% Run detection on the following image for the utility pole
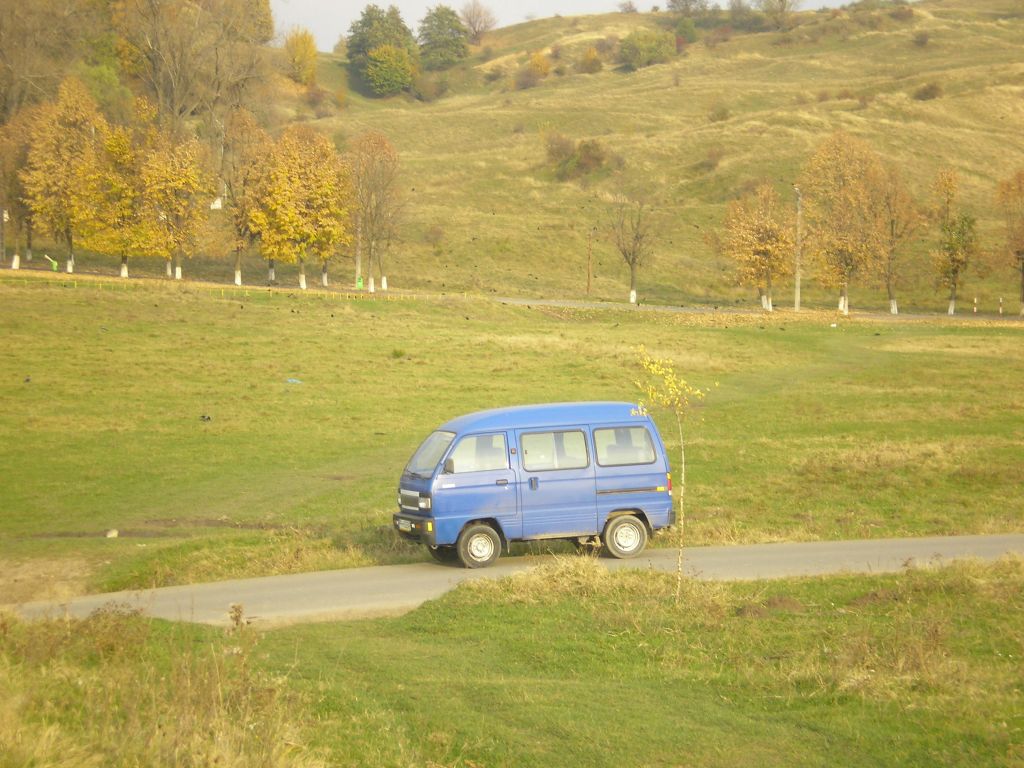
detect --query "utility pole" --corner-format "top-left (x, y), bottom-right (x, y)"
top-left (793, 185), bottom-right (803, 312)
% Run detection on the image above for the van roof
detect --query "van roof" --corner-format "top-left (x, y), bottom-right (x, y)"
top-left (440, 402), bottom-right (649, 433)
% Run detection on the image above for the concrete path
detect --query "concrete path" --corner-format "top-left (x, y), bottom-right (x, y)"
top-left (13, 534), bottom-right (1023, 627)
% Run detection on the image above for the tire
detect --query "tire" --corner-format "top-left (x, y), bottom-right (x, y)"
top-left (602, 515), bottom-right (648, 559)
top-left (427, 545), bottom-right (459, 564)
top-left (456, 524), bottom-right (501, 569)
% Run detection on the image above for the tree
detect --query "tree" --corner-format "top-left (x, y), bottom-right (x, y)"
top-left (21, 77), bottom-right (104, 273)
top-left (932, 169), bottom-right (978, 316)
top-left (619, 29), bottom-right (676, 70)
top-left (348, 131), bottom-right (401, 291)
top-left (996, 169), bottom-right (1024, 314)
top-left (634, 346), bottom-right (707, 604)
top-left (611, 199), bottom-right (653, 304)
top-left (223, 108), bottom-right (271, 285)
top-left (721, 182), bottom-right (793, 312)
top-left (111, 0), bottom-right (272, 135)
top-left (347, 5), bottom-right (418, 83)
top-left (799, 131), bottom-right (885, 315)
top-left (878, 164), bottom-right (922, 315)
top-left (459, 0), bottom-right (496, 44)
top-left (418, 6), bottom-right (469, 70)
top-left (0, 107), bottom-right (38, 265)
top-left (667, 0), bottom-right (708, 15)
top-left (283, 28), bottom-right (318, 86)
top-left (75, 113), bottom-right (155, 279)
top-left (249, 126), bottom-right (354, 290)
top-left (755, 0), bottom-right (800, 29)
top-left (142, 131), bottom-right (212, 280)
top-left (365, 45), bottom-right (415, 95)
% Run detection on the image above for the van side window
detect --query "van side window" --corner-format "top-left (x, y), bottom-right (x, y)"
top-left (521, 430), bottom-right (589, 472)
top-left (448, 433), bottom-right (508, 473)
top-left (593, 427), bottom-right (656, 467)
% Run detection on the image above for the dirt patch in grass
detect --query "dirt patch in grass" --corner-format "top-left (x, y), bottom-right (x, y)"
top-left (0, 557), bottom-right (92, 603)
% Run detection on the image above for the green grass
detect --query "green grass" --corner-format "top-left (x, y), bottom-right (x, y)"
top-left (1, 276), bottom-right (1021, 598)
top-left (6, 558), bottom-right (1020, 766)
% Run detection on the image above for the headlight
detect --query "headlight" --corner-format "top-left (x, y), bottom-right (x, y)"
top-left (418, 496), bottom-right (432, 510)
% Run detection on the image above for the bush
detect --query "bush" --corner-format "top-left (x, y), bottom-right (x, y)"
top-left (890, 6), bottom-right (914, 21)
top-left (546, 132), bottom-right (575, 164)
top-left (913, 31), bottom-right (930, 47)
top-left (696, 144), bottom-right (724, 172)
top-left (365, 44), bottom-right (415, 95)
top-left (555, 139), bottom-right (607, 180)
top-left (703, 25), bottom-right (733, 48)
top-left (913, 82), bottom-right (942, 100)
top-left (595, 35), bottom-right (619, 55)
top-left (411, 73), bottom-right (448, 101)
top-left (577, 46), bottom-right (603, 73)
top-left (707, 102), bottom-right (730, 122)
top-left (484, 66), bottom-right (504, 83)
top-left (619, 28), bottom-right (675, 70)
top-left (514, 55), bottom-right (550, 90)
top-left (675, 17), bottom-right (698, 44)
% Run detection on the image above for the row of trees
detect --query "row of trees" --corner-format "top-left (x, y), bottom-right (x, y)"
top-left (0, 77), bottom-right (403, 291)
top-left (717, 132), bottom-right (1024, 315)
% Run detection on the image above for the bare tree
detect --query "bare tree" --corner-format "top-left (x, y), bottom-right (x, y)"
top-left (611, 199), bottom-right (653, 304)
top-left (348, 132), bottom-right (402, 292)
top-left (460, 0), bottom-right (497, 44)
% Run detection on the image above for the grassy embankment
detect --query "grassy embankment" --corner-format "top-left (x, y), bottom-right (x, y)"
top-left (1, 275), bottom-right (1021, 599)
top-left (3, 557), bottom-right (1022, 766)
top-left (16, 0), bottom-right (1023, 312)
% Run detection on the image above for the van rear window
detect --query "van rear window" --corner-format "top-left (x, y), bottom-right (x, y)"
top-left (593, 427), bottom-right (656, 467)
top-left (521, 430), bottom-right (589, 472)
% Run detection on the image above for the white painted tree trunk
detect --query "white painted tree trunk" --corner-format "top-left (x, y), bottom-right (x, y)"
top-left (66, 257), bottom-right (74, 273)
top-left (120, 258), bottom-right (129, 278)
top-left (11, 252), bottom-right (19, 270)
top-left (321, 264), bottom-right (329, 287)
top-left (760, 293), bottom-right (768, 310)
top-left (299, 272), bottom-right (307, 290)
top-left (890, 299), bottom-right (898, 315)
top-left (165, 261), bottom-right (172, 277)
top-left (948, 299), bottom-right (956, 316)
top-left (268, 262), bottom-right (276, 283)
top-left (369, 276), bottom-right (376, 293)
top-left (174, 265), bottom-right (182, 280)
top-left (381, 275), bottom-right (387, 291)
top-left (629, 289), bottom-right (637, 304)
top-left (766, 295), bottom-right (773, 312)
top-left (234, 269), bottom-right (242, 286)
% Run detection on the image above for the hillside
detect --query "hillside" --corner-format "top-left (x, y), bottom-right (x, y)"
top-left (298, 0), bottom-right (1024, 311)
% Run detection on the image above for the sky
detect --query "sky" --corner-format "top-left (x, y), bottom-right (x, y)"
top-left (270, 0), bottom-right (851, 52)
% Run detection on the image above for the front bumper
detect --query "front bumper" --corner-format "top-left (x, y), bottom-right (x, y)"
top-left (393, 513), bottom-right (436, 546)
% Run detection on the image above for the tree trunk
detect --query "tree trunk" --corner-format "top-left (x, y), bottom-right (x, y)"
top-left (118, 255), bottom-right (128, 278)
top-left (765, 272), bottom-right (774, 312)
top-left (234, 248), bottom-right (242, 286)
top-left (381, 275), bottom-right (387, 291)
top-left (25, 220), bottom-right (32, 261)
top-left (948, 281), bottom-right (957, 316)
top-left (298, 258), bottom-right (306, 290)
top-left (321, 262), bottom-right (329, 287)
top-left (839, 282), bottom-right (849, 315)
top-left (629, 261), bottom-right (638, 304)
top-left (354, 221), bottom-right (362, 289)
top-left (11, 251), bottom-right (19, 270)
top-left (66, 232), bottom-right (74, 273)
top-left (887, 271), bottom-right (898, 315)
top-left (0, 203), bottom-right (5, 264)
top-left (757, 286), bottom-right (767, 310)
top-left (368, 275), bottom-right (376, 293)
top-left (174, 252), bottom-right (182, 280)
top-left (268, 258), bottom-right (276, 284)
top-left (165, 260), bottom-right (172, 278)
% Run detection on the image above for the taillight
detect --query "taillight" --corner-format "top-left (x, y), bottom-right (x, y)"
top-left (667, 472), bottom-right (672, 492)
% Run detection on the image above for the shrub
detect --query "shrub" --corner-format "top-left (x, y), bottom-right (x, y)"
top-left (577, 46), bottom-right (603, 73)
top-left (619, 28), bottom-right (675, 69)
top-left (595, 35), bottom-right (619, 55)
top-left (913, 82), bottom-right (942, 100)
top-left (817, 90), bottom-right (830, 102)
top-left (546, 132), bottom-right (575, 165)
top-left (549, 44), bottom-right (562, 60)
top-left (858, 93), bottom-right (873, 109)
top-left (619, 1), bottom-right (638, 11)
top-left (484, 66), bottom-right (504, 83)
top-left (913, 31), bottom-right (930, 47)
top-left (676, 17), bottom-right (699, 44)
top-left (707, 102), bottom-right (730, 122)
top-left (480, 46), bottom-right (494, 61)
top-left (527, 51), bottom-right (551, 78)
top-left (411, 73), bottom-right (448, 101)
top-left (696, 144), bottom-right (724, 172)
top-left (703, 25), bottom-right (733, 48)
top-left (365, 44), bottom-right (415, 95)
top-left (890, 6), bottom-right (914, 21)
top-left (836, 88), bottom-right (854, 100)
top-left (555, 139), bottom-right (607, 180)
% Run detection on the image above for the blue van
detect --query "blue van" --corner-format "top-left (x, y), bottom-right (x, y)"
top-left (393, 402), bottom-right (674, 568)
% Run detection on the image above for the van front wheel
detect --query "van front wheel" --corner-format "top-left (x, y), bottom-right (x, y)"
top-left (603, 516), bottom-right (648, 559)
top-left (457, 524), bottom-right (501, 569)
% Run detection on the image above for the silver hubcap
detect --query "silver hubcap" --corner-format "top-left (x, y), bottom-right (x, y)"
top-left (468, 533), bottom-right (495, 561)
top-left (613, 521), bottom-right (641, 552)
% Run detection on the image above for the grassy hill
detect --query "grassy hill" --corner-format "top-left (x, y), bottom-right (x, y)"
top-left (294, 0), bottom-right (1024, 311)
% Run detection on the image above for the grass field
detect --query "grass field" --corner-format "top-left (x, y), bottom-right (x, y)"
top-left (1, 274), bottom-right (1021, 600)
top-left (3, 557), bottom-right (1022, 766)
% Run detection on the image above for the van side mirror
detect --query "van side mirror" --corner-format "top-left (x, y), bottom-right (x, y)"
top-left (443, 458), bottom-right (455, 474)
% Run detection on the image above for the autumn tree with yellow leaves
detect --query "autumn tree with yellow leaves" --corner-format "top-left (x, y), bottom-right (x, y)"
top-left (878, 164), bottom-right (922, 315)
top-left (932, 168), bottom-right (979, 316)
top-left (0, 107), bottom-right (39, 266)
top-left (721, 182), bottom-right (793, 312)
top-left (223, 108), bottom-right (271, 285)
top-left (248, 126), bottom-right (354, 290)
top-left (635, 345), bottom-right (708, 603)
top-left (20, 78), bottom-right (105, 273)
top-left (348, 131), bottom-right (401, 291)
top-left (996, 168), bottom-right (1024, 314)
top-left (799, 131), bottom-right (886, 315)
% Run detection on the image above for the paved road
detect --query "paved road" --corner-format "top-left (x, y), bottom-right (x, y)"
top-left (13, 534), bottom-right (1024, 627)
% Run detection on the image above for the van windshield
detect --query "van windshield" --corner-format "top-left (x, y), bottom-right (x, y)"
top-left (405, 431), bottom-right (455, 478)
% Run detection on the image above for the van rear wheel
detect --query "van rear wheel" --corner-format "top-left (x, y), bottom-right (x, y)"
top-left (457, 524), bottom-right (501, 568)
top-left (603, 516), bottom-right (648, 559)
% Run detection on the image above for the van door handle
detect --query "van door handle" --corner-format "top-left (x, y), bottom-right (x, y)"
top-left (496, 479), bottom-right (508, 486)
top-left (529, 477), bottom-right (539, 490)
